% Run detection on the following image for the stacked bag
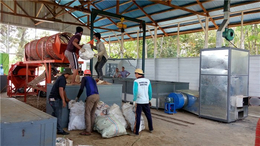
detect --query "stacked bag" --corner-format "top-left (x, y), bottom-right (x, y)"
top-left (68, 101), bottom-right (145, 138)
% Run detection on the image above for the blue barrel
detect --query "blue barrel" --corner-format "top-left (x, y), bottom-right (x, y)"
top-left (168, 93), bottom-right (185, 109)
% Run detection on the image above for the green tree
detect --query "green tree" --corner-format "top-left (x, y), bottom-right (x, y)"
top-left (0, 24), bottom-right (17, 53)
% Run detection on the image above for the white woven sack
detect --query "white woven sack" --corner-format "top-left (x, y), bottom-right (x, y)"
top-left (94, 115), bottom-right (127, 138)
top-left (56, 137), bottom-right (73, 146)
top-left (122, 102), bottom-right (145, 132)
top-left (108, 104), bottom-right (127, 128)
top-left (79, 44), bottom-right (94, 60)
top-left (68, 100), bottom-right (86, 131)
top-left (95, 101), bottom-right (110, 117)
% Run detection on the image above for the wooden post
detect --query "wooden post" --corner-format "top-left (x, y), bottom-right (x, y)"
top-left (177, 23), bottom-right (180, 57)
top-left (109, 36), bottom-right (111, 58)
top-left (204, 17), bottom-right (209, 48)
top-left (240, 11), bottom-right (244, 49)
top-left (154, 26), bottom-right (157, 58)
top-left (137, 30), bottom-right (139, 59)
top-left (121, 32), bottom-right (124, 58)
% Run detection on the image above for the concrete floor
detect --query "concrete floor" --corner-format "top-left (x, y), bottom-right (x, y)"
top-left (62, 106), bottom-right (259, 146)
top-left (1, 92), bottom-right (259, 146)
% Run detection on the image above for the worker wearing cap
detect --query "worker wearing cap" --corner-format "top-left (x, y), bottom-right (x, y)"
top-left (49, 68), bottom-right (71, 135)
top-left (65, 26), bottom-right (84, 84)
top-left (76, 70), bottom-right (100, 136)
top-left (133, 68), bottom-right (153, 135)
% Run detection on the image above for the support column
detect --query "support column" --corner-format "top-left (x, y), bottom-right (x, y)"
top-left (154, 26), bottom-right (157, 80)
top-left (137, 30), bottom-right (139, 59)
top-left (154, 26), bottom-right (157, 58)
top-left (204, 17), bottom-right (209, 48)
top-left (240, 11), bottom-right (244, 49)
top-left (120, 32), bottom-right (124, 58)
top-left (142, 22), bottom-right (146, 73)
top-left (109, 36), bottom-right (111, 57)
top-left (145, 39), bottom-right (147, 58)
top-left (6, 23), bottom-right (9, 53)
top-left (177, 23), bottom-right (180, 57)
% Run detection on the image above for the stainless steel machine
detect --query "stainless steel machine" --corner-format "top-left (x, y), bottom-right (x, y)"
top-left (169, 47), bottom-right (249, 123)
top-left (199, 47), bottom-right (249, 122)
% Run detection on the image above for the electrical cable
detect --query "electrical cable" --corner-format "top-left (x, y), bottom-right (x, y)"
top-left (227, 39), bottom-right (238, 48)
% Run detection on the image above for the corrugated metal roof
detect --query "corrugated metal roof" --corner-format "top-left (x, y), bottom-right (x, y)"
top-left (1, 0), bottom-right (259, 42)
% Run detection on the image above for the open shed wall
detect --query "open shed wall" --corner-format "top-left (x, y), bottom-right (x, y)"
top-left (94, 55), bottom-right (260, 97)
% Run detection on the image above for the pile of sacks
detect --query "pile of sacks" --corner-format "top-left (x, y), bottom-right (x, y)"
top-left (94, 102), bottom-right (145, 138)
top-left (68, 100), bottom-right (145, 138)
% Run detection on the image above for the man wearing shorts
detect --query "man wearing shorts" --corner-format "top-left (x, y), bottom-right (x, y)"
top-left (65, 26), bottom-right (83, 84)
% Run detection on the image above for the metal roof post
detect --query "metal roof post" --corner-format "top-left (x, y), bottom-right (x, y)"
top-left (204, 17), bottom-right (209, 48)
top-left (142, 22), bottom-right (146, 73)
top-left (120, 32), bottom-right (124, 58)
top-left (154, 26), bottom-right (157, 58)
top-left (177, 23), bottom-right (180, 57)
top-left (216, 0), bottom-right (230, 48)
top-left (109, 36), bottom-right (111, 57)
top-left (137, 30), bottom-right (139, 59)
top-left (240, 11), bottom-right (244, 49)
top-left (90, 10), bottom-right (97, 74)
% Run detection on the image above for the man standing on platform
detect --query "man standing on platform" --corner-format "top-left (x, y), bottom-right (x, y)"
top-left (91, 33), bottom-right (108, 84)
top-left (76, 70), bottom-right (100, 136)
top-left (65, 26), bottom-right (84, 84)
top-left (49, 69), bottom-right (71, 135)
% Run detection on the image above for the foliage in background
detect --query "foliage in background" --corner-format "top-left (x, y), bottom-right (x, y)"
top-left (110, 24), bottom-right (259, 58)
top-left (0, 24), bottom-right (259, 63)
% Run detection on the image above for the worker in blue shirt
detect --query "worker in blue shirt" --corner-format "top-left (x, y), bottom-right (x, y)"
top-left (120, 66), bottom-right (130, 78)
top-left (76, 70), bottom-right (100, 136)
top-left (133, 68), bottom-right (153, 135)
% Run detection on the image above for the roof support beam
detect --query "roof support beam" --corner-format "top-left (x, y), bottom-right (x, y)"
top-left (196, 0), bottom-right (218, 29)
top-left (112, 31), bottom-right (121, 44)
top-left (132, 0), bottom-right (168, 36)
top-left (1, 11), bottom-right (83, 26)
top-left (146, 26), bottom-right (154, 39)
top-left (98, 0), bottom-right (212, 28)
top-left (35, 8), bottom-right (64, 25)
top-left (120, 3), bottom-right (134, 15)
top-left (15, 1), bottom-right (37, 24)
top-left (0, 1), bottom-right (14, 12)
top-left (197, 15), bottom-right (205, 32)
top-left (106, 18), bottom-right (260, 43)
top-left (116, 0), bottom-right (119, 14)
top-left (100, 8), bottom-right (260, 38)
top-left (153, 0), bottom-right (259, 24)
top-left (103, 1), bottom-right (132, 11)
top-left (149, 0), bottom-right (206, 16)
top-left (32, 1), bottom-right (91, 14)
top-left (36, 4), bottom-right (44, 17)
top-left (91, 7), bottom-right (134, 40)
top-left (44, 4), bottom-right (56, 17)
